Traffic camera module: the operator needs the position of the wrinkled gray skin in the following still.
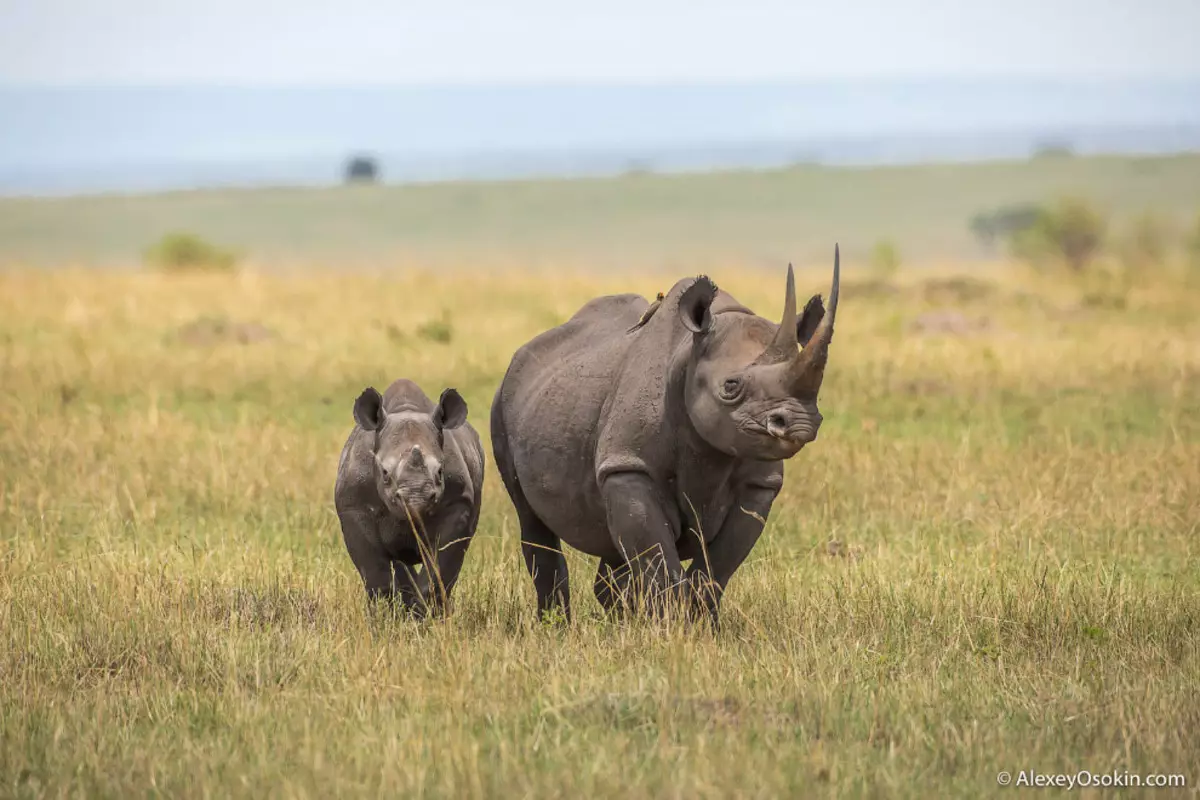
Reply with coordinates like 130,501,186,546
492,246,841,624
334,379,484,616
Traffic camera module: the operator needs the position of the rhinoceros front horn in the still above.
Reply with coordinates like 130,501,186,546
793,244,841,388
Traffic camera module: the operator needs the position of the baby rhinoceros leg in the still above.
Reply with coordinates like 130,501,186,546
390,560,429,617
408,503,478,618
338,509,398,604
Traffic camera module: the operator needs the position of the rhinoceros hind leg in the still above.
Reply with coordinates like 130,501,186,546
518,507,571,622
492,398,571,622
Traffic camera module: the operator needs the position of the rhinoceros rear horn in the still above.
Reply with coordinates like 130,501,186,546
760,263,799,361
794,244,840,385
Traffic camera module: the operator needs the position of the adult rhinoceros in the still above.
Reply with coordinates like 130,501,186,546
491,246,841,624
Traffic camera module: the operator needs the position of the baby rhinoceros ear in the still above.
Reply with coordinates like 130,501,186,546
352,387,385,431
432,388,468,431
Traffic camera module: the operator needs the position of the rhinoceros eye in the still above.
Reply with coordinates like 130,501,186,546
720,377,744,400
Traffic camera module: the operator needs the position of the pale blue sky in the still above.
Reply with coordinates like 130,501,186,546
3,0,1199,84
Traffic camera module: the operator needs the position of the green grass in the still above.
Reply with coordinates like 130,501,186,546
1,264,1198,797
3,153,1200,269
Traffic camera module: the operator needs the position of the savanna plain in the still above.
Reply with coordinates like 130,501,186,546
3,162,1200,798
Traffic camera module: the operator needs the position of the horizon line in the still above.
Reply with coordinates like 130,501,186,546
4,75,1200,91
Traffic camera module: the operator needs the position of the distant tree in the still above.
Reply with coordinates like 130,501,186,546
969,203,1043,249
1032,140,1075,159
344,155,380,184
968,213,995,248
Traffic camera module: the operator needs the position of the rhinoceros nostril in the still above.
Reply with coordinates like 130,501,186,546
767,414,788,439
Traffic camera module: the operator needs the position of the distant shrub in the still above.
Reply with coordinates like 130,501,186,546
1009,197,1107,273
869,239,901,279
969,203,1043,250
344,155,380,184
416,311,453,344
144,232,238,273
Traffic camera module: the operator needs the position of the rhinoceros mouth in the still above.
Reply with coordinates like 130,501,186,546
749,434,809,460
737,418,805,450
759,425,815,444
383,484,441,519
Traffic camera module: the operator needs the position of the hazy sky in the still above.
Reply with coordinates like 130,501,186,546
3,0,1199,84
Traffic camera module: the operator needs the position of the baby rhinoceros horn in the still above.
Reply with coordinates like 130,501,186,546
407,445,426,468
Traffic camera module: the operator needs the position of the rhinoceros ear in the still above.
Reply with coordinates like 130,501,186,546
353,387,385,431
797,294,825,348
678,276,718,334
433,388,468,431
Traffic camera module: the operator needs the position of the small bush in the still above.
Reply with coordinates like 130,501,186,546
1009,197,1107,274
416,311,453,344
869,239,901,279
144,233,238,273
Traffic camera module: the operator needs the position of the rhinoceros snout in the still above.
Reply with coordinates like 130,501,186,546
766,408,821,444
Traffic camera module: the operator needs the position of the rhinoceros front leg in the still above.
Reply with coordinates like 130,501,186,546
601,471,687,615
684,474,782,624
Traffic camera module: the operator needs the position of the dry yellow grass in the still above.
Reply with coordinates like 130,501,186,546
1,262,1198,798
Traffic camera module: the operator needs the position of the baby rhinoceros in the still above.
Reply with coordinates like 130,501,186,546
334,379,484,616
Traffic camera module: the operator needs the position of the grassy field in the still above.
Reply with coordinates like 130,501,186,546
1,257,1198,798
3,153,1200,269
